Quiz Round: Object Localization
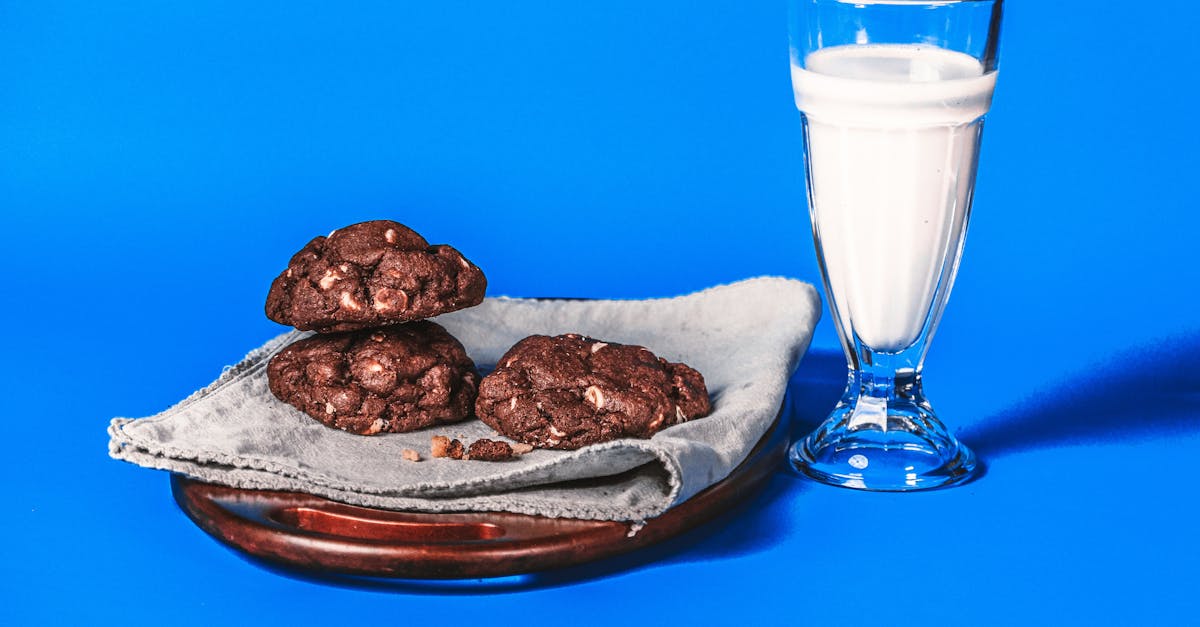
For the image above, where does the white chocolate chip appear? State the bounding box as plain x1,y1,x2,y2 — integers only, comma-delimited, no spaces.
648,413,664,430
675,405,687,422
319,272,339,290
340,292,362,311
325,402,336,414
509,397,518,410
286,268,293,278
385,228,397,243
590,342,608,354
372,288,407,312
366,361,383,373
459,257,469,268
584,385,605,409
338,264,349,272
511,443,534,455
545,438,560,447
549,426,567,438
365,418,386,435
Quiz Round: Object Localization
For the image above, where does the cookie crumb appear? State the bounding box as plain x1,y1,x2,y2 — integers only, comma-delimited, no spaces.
467,438,514,461
401,448,421,462
431,435,464,459
431,435,450,457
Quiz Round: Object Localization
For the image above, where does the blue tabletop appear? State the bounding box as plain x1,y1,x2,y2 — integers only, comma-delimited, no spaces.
3,1,1197,625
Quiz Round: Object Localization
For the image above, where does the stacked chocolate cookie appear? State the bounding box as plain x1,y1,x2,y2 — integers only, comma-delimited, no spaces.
263,219,714,450
264,220,487,435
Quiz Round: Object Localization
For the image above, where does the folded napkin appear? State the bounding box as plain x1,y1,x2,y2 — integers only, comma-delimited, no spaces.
108,277,820,521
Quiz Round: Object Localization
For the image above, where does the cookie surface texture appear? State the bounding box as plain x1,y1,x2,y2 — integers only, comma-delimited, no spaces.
267,322,480,435
475,334,711,450
265,220,487,333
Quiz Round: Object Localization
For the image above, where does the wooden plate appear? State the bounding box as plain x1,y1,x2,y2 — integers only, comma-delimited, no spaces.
171,413,787,580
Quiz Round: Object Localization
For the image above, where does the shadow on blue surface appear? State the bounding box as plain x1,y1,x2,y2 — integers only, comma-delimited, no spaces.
786,348,847,441
777,336,1200,462
964,333,1200,458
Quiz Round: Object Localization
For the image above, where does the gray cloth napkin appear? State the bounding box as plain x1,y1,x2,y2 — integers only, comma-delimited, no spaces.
108,277,820,521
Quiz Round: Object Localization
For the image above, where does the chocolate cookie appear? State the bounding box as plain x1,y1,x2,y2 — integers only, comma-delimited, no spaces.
475,334,711,450
267,322,479,435
265,220,487,333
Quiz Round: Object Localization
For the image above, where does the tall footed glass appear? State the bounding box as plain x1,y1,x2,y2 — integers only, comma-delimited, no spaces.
788,0,1003,490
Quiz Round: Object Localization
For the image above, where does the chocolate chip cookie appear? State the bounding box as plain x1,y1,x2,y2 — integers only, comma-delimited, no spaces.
267,322,480,435
265,220,487,333
475,334,711,450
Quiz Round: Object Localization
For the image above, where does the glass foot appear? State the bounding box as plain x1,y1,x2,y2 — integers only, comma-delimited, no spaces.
789,399,977,491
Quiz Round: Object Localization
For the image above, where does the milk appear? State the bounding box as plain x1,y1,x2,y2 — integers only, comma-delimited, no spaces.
792,44,996,353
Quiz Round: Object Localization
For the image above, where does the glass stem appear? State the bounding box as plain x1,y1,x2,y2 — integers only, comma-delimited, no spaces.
845,348,924,432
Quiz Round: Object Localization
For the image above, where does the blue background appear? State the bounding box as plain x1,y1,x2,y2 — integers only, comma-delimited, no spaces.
3,1,1197,624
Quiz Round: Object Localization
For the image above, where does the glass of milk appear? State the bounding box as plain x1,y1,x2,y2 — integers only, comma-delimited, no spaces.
788,0,1003,490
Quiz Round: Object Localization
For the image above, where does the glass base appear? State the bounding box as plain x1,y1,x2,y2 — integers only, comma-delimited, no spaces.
789,396,977,491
